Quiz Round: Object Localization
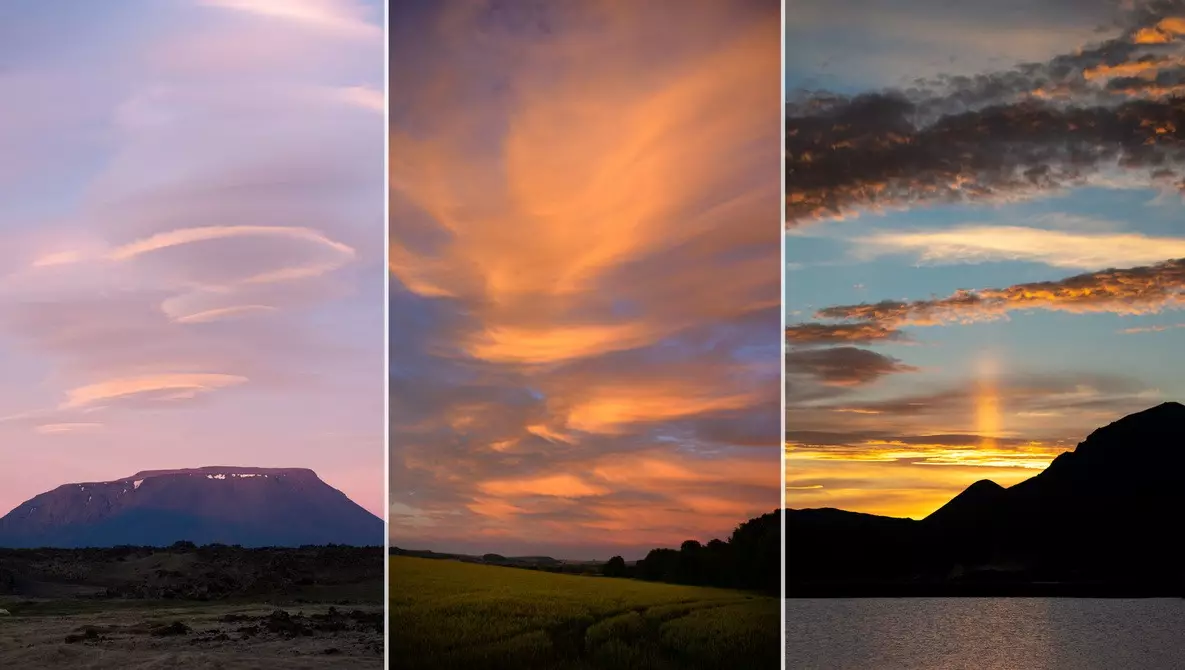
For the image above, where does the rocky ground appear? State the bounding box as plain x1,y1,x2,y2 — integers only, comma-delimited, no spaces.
0,603,383,668
0,545,384,668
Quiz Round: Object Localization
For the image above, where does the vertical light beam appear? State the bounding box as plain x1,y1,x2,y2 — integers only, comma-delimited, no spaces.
975,354,1001,451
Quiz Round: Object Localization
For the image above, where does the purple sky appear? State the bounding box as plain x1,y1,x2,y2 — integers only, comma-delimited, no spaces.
0,0,385,517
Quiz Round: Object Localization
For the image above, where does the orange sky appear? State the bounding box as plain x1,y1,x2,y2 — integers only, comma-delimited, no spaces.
390,0,782,558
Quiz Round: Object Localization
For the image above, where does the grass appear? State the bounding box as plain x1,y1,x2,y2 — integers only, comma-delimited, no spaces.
389,556,779,669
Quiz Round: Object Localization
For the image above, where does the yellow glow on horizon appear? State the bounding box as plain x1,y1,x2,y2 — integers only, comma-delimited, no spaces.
787,441,1060,469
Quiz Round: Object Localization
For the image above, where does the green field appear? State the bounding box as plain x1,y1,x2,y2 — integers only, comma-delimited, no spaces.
389,556,780,669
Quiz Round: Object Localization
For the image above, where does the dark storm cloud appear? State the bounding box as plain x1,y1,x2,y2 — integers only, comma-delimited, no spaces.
786,347,917,386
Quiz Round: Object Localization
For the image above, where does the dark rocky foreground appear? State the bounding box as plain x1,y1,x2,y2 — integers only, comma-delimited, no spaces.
59,606,381,647
0,545,383,668
0,544,384,601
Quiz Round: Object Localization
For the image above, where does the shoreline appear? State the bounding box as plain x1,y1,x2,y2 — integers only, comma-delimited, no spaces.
787,583,1185,598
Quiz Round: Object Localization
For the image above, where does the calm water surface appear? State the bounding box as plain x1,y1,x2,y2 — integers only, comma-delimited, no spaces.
786,598,1185,670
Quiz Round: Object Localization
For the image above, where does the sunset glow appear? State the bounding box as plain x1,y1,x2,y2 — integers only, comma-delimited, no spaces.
787,0,1185,519
391,1,781,558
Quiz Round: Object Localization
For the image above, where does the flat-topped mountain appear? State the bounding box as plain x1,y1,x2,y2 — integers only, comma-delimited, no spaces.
0,467,382,548
788,403,1185,592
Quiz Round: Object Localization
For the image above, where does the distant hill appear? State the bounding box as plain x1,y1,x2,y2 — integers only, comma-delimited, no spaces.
388,546,573,568
0,466,382,548
787,402,1185,595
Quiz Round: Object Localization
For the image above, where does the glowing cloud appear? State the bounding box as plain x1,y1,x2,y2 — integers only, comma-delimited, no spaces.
335,85,384,113
565,389,758,435
478,474,610,499
34,423,103,435
61,373,248,410
32,251,83,268
108,225,356,284
201,0,381,38
854,226,1185,270
390,1,781,554
170,305,279,324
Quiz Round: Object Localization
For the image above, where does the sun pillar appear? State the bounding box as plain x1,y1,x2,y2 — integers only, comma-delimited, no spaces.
975,354,1001,451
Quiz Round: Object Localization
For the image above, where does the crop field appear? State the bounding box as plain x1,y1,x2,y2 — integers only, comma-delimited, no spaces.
388,556,780,669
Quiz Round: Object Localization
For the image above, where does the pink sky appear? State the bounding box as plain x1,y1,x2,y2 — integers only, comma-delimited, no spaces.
0,0,385,517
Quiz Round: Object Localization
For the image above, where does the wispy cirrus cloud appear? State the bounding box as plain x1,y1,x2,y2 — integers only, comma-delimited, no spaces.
200,0,382,38
852,225,1185,270
391,0,781,557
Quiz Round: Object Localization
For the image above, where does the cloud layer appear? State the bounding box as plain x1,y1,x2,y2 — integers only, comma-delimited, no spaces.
391,0,781,558
788,1,1185,226
786,1,1185,519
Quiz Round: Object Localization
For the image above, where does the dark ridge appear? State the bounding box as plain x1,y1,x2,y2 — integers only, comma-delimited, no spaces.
924,479,1005,527
787,403,1185,596
0,467,382,549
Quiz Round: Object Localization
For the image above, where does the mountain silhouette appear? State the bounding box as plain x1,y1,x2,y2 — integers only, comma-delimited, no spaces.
0,467,382,548
788,403,1185,594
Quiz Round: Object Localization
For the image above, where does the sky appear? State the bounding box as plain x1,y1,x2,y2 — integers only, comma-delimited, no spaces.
786,0,1185,518
0,0,385,517
390,0,782,560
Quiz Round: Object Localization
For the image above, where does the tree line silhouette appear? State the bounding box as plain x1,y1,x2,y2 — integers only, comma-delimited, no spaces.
603,510,779,595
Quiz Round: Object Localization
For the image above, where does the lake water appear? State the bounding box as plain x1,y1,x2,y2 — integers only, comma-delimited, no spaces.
786,598,1185,669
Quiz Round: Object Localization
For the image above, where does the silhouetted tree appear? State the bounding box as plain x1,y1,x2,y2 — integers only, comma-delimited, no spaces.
604,555,627,577
729,511,780,593
626,511,780,595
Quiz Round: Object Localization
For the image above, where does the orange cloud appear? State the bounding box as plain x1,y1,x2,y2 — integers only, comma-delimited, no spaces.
1083,55,1185,81
591,453,778,491
1134,17,1185,44
468,324,657,366
477,474,609,499
785,322,904,345
810,258,1185,331
389,2,780,554
565,387,758,435
61,373,248,409
391,9,778,366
